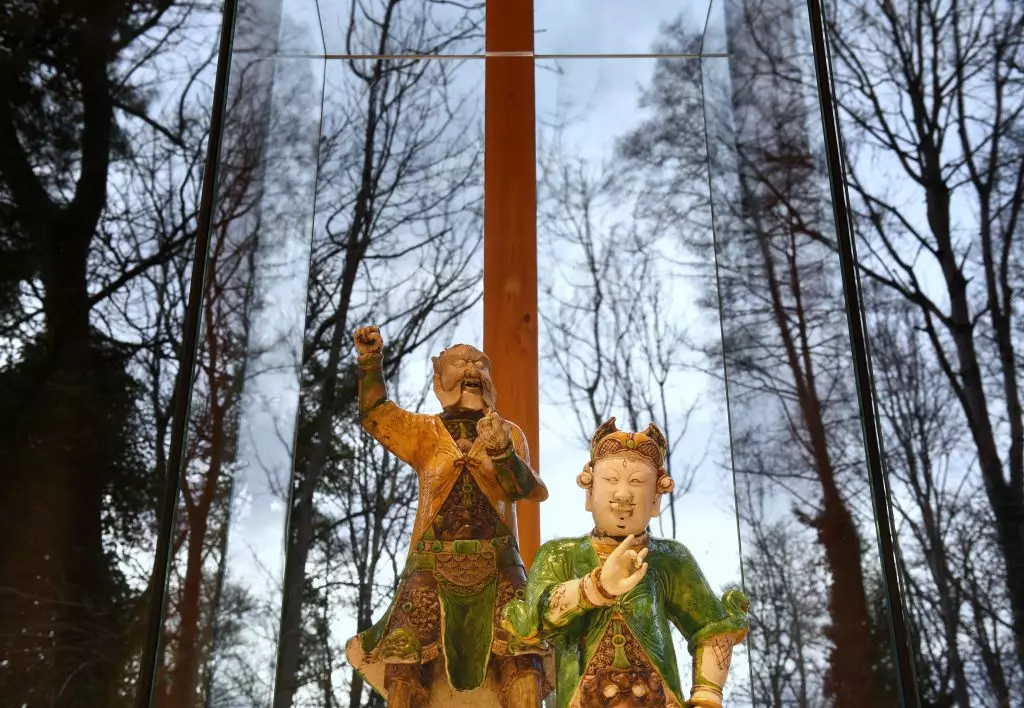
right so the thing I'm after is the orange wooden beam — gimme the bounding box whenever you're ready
[483,0,539,567]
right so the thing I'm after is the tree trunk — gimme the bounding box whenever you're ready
[757,225,881,706]
[274,265,358,708]
[815,483,882,706]
[274,62,382,703]
[921,504,972,706]
[922,171,1024,670]
[0,206,118,708]
[166,511,210,708]
[348,672,366,708]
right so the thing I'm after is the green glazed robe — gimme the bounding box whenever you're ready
[503,535,748,708]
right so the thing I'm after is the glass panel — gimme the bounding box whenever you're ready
[156,44,483,706]
[275,55,483,707]
[535,56,748,703]
[153,49,325,705]
[280,0,328,55]
[0,3,222,704]
[701,0,728,56]
[535,0,712,56]
[827,0,1024,705]
[700,0,903,704]
[286,0,484,58]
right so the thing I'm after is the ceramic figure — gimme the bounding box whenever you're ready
[502,418,748,708]
[345,325,551,708]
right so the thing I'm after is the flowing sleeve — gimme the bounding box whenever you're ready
[659,541,749,655]
[357,357,436,470]
[361,401,435,471]
[502,539,591,643]
[489,423,549,502]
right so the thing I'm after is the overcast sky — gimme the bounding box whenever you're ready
[276,0,715,55]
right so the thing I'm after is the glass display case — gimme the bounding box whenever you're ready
[31,0,1024,705]
[121,0,919,705]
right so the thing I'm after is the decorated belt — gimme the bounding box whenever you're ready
[405,536,521,583]
[413,535,515,554]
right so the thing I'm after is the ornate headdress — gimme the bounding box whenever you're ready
[577,417,675,493]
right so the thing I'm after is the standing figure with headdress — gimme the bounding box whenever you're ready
[345,325,551,708]
[502,418,749,708]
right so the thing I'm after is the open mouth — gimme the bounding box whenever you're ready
[461,378,482,393]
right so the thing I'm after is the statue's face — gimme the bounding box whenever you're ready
[588,454,661,537]
[432,345,495,411]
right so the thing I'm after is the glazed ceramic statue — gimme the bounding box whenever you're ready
[345,325,551,707]
[502,418,749,708]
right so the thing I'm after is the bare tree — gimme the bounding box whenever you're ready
[538,119,703,538]
[324,425,421,708]
[0,1,227,703]
[869,298,983,706]
[616,8,890,706]
[737,482,828,708]
[153,133,260,708]
[273,3,484,705]
[954,501,1019,706]
[825,0,1024,667]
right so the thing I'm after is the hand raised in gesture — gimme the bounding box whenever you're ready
[599,534,649,596]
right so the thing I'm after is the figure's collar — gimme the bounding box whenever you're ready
[440,408,485,421]
[589,528,650,559]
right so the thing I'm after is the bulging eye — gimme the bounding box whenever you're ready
[454,359,467,367]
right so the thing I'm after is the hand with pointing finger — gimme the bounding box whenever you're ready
[599,534,649,596]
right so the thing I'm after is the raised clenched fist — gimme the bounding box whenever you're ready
[477,408,511,452]
[354,325,384,356]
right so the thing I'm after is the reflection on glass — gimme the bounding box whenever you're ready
[827,0,1024,705]
[698,0,902,704]
[285,0,485,57]
[0,3,221,705]
[701,0,728,56]
[274,55,482,708]
[535,57,747,703]
[279,0,328,56]
[155,39,483,708]
[535,1,711,55]
[152,46,325,705]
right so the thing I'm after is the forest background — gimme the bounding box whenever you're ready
[0,0,1020,707]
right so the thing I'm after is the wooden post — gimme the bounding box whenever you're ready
[484,0,539,567]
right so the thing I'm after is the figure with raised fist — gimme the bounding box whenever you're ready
[346,325,550,707]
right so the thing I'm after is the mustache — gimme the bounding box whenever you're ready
[447,372,493,390]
